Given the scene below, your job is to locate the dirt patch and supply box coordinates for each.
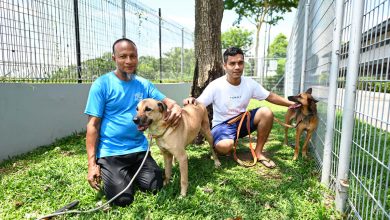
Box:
[256,168,283,179]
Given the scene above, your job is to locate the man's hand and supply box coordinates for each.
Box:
[164,103,182,127]
[183,97,197,106]
[87,163,101,190]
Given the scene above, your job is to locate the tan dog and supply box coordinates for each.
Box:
[275,88,319,160]
[133,98,221,196]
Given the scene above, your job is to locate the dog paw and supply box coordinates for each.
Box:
[163,179,170,186]
[214,160,221,168]
[293,156,298,160]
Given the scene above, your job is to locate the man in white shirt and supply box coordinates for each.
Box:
[183,47,294,168]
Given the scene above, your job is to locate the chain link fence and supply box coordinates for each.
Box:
[2,0,389,218]
[0,0,194,83]
[286,0,389,219]
[245,56,286,96]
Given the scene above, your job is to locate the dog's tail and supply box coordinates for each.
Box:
[273,117,296,128]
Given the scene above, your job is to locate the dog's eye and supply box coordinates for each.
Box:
[136,107,139,111]
[145,107,152,112]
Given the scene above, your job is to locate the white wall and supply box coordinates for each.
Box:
[0,83,191,161]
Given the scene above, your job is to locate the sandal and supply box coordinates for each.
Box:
[258,158,276,169]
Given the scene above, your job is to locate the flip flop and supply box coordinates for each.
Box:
[258,158,276,169]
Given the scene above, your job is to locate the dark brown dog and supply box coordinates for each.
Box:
[275,88,319,160]
[133,98,220,196]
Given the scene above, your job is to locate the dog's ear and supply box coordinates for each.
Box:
[157,101,167,113]
[306,88,312,94]
[310,97,318,113]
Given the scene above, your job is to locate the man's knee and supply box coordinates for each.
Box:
[138,167,164,193]
[215,139,234,155]
[259,107,274,118]
[112,193,134,207]
[255,107,274,124]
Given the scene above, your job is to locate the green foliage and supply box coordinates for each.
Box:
[356,80,390,93]
[221,27,253,51]
[50,52,115,82]
[0,102,342,219]
[337,77,390,93]
[32,47,195,83]
[268,33,288,58]
[267,33,288,76]
[263,33,288,94]
[224,0,299,26]
[138,56,160,80]
[137,47,195,82]
[162,47,195,81]
[276,58,286,76]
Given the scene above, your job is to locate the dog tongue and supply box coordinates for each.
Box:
[137,125,147,131]
[289,103,302,109]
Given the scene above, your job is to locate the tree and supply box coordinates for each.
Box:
[192,0,224,101]
[268,33,288,58]
[138,56,159,80]
[49,52,115,82]
[192,0,224,142]
[264,33,288,94]
[224,0,298,76]
[161,47,195,81]
[267,33,288,76]
[221,27,253,52]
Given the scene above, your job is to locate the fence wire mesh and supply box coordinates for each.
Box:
[0,0,194,83]
[2,0,389,218]
[286,0,389,219]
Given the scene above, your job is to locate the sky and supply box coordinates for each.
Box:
[141,0,297,55]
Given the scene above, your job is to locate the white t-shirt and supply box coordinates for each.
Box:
[197,75,270,127]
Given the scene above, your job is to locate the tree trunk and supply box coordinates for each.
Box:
[254,23,261,81]
[254,12,266,84]
[192,0,224,143]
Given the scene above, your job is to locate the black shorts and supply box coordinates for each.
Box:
[96,151,163,207]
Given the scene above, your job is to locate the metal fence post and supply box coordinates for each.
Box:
[181,28,184,77]
[321,0,345,186]
[285,37,294,97]
[300,0,310,92]
[159,8,162,83]
[73,0,82,83]
[262,20,268,85]
[122,0,126,38]
[335,0,364,213]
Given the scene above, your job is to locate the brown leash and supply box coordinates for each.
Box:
[273,117,297,128]
[227,111,257,167]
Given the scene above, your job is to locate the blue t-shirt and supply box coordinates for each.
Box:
[84,72,166,158]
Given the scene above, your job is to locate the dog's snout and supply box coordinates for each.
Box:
[133,117,140,124]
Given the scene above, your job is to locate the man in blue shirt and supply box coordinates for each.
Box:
[84,38,182,206]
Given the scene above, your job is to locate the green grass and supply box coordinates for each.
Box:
[0,100,341,220]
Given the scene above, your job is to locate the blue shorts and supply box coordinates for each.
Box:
[211,108,260,146]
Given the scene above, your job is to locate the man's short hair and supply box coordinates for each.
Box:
[112,38,137,54]
[223,47,244,63]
